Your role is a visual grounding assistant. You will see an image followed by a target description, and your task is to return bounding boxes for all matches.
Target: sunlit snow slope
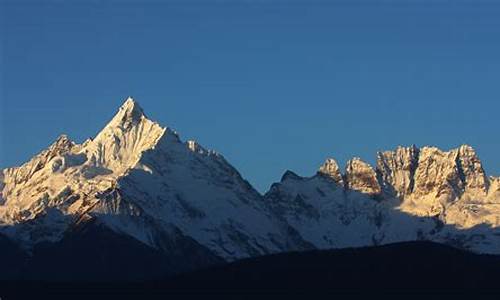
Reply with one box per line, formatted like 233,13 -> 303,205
1,97 -> 500,268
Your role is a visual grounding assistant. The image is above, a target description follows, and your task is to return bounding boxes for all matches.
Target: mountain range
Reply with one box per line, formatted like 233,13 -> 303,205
1,97 -> 500,280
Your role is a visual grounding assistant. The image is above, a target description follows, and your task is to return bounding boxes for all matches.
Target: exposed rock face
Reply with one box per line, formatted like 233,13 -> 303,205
488,177 -> 500,201
374,145 -> 489,203
396,146 -> 490,217
345,158 -> 381,196
1,97 -> 500,281
2,134 -> 74,190
0,97 -> 308,261
411,147 -> 464,202
376,145 -> 419,198
317,158 -> 344,186
265,143 -> 500,254
456,145 -> 489,196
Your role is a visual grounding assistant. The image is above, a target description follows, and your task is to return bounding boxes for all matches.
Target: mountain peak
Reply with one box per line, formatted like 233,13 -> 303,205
345,158 -> 381,195
317,158 -> 344,185
281,170 -> 302,181
2,95 -> 500,275
93,97 -> 150,143
53,134 -> 71,145
458,144 -> 476,155
49,134 -> 74,153
85,97 -> 166,173
376,145 -> 420,197
113,97 -> 145,126
121,96 -> 139,108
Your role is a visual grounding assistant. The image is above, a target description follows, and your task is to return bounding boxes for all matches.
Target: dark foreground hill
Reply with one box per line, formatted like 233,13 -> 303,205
2,241 -> 500,298
166,241 -> 500,291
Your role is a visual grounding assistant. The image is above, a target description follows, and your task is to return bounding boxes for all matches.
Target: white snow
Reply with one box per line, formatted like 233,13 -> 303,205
1,97 -> 500,258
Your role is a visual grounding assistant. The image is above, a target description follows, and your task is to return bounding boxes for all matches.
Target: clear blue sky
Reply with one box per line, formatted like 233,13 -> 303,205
1,0 -> 499,192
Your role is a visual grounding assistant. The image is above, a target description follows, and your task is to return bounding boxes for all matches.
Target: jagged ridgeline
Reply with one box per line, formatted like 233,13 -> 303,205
1,97 -> 499,280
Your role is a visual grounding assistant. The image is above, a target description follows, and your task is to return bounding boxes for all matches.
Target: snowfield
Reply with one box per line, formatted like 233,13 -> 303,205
2,97 -> 500,263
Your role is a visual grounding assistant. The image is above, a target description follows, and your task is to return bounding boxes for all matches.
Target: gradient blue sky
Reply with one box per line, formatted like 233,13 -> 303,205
1,0 -> 499,192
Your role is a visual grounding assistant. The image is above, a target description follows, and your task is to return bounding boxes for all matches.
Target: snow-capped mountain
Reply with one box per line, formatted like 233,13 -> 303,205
0,98 -> 308,264
265,145 -> 500,253
1,97 -> 500,279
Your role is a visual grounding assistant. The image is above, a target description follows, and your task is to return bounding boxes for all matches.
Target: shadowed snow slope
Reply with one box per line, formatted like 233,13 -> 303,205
265,145 -> 500,254
1,97 -> 500,280
0,97 -> 309,262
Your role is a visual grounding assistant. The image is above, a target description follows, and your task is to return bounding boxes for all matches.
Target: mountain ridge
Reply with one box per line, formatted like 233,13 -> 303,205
1,97 -> 500,280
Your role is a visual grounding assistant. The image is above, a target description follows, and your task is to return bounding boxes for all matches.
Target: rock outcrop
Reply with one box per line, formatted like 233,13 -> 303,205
1,97 -> 500,281
317,158 -> 344,186
345,158 -> 381,196
376,145 -> 419,198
